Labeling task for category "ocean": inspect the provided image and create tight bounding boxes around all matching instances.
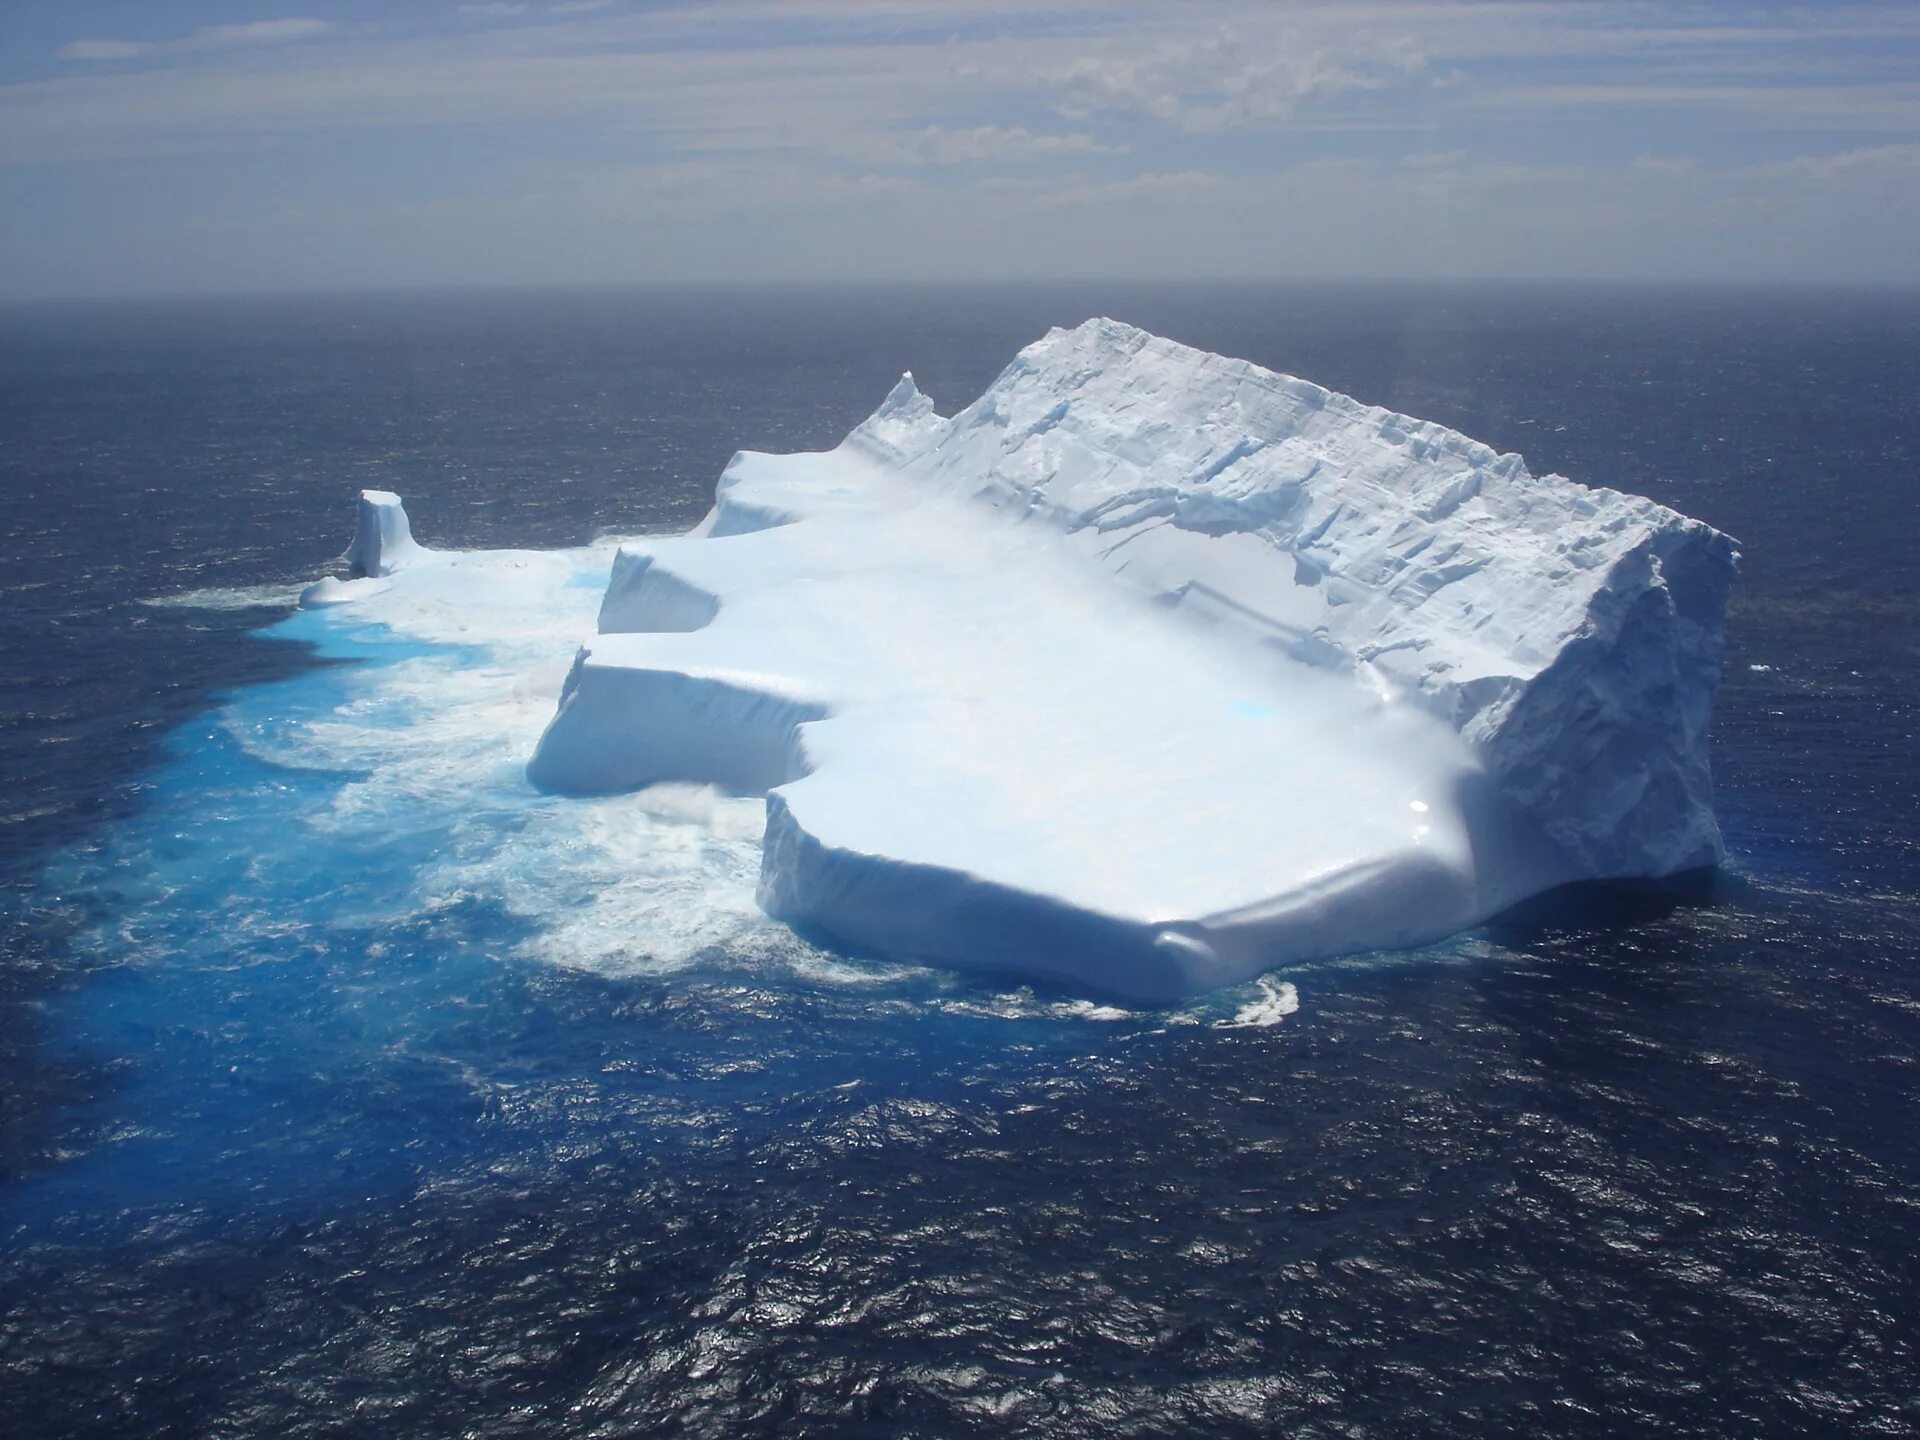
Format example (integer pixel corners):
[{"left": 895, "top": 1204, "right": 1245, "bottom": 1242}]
[{"left": 1, "top": 283, "right": 1915, "bottom": 1437}]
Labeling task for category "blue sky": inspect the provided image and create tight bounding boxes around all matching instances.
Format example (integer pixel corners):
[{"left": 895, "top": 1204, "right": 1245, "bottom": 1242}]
[{"left": 2, "top": 1, "right": 1917, "bottom": 297}]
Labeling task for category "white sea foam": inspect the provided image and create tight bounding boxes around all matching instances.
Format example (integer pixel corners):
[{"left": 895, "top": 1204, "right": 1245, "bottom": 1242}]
[
  {"left": 1212, "top": 978, "right": 1302, "bottom": 1029},
  {"left": 935, "top": 990, "right": 1140, "bottom": 1023},
  {"left": 183, "top": 542, "right": 905, "bottom": 990},
  {"left": 357, "top": 677, "right": 783, "bottom": 968},
  {"left": 143, "top": 582, "right": 308, "bottom": 611}
]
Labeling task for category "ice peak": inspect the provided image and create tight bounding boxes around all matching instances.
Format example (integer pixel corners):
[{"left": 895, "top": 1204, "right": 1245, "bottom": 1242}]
[
  {"left": 880, "top": 371, "right": 923, "bottom": 412},
  {"left": 847, "top": 370, "right": 946, "bottom": 465},
  {"left": 1037, "top": 316, "right": 1155, "bottom": 359},
  {"left": 1075, "top": 315, "right": 1152, "bottom": 345}
]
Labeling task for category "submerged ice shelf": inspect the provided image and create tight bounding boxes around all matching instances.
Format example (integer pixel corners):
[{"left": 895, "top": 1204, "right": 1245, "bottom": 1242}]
[{"left": 302, "top": 320, "right": 1736, "bottom": 999}]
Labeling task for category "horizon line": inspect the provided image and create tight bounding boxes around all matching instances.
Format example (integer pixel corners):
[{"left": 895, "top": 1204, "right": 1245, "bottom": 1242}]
[{"left": 8, "top": 274, "right": 1920, "bottom": 308}]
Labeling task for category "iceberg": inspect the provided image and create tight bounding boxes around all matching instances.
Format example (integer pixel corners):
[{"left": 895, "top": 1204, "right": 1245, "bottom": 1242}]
[
  {"left": 308, "top": 320, "right": 1737, "bottom": 999},
  {"left": 298, "top": 489, "right": 421, "bottom": 607}
]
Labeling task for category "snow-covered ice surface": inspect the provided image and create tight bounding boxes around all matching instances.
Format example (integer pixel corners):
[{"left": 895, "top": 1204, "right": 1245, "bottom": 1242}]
[{"left": 306, "top": 320, "right": 1736, "bottom": 999}]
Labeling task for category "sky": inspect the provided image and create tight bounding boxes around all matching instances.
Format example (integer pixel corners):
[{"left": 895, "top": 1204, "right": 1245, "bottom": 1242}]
[{"left": 1, "top": 0, "right": 1917, "bottom": 298}]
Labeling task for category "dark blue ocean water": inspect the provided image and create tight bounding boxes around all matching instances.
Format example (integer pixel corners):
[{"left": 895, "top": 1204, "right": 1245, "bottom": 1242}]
[{"left": 1, "top": 284, "right": 1915, "bottom": 1438}]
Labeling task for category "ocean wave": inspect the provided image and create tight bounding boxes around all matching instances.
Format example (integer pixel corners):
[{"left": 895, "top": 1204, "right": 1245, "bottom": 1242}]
[{"left": 141, "top": 582, "right": 310, "bottom": 611}]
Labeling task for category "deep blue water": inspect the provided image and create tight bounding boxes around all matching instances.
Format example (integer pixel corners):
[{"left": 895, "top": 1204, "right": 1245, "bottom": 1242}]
[{"left": 1, "top": 284, "right": 1916, "bottom": 1438}]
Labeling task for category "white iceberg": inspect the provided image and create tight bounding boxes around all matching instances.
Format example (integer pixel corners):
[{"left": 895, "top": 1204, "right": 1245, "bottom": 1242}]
[
  {"left": 309, "top": 320, "right": 1737, "bottom": 999},
  {"left": 298, "top": 489, "right": 422, "bottom": 607}
]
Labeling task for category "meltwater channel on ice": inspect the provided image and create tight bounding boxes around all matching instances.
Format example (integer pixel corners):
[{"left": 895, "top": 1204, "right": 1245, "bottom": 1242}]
[{"left": 294, "top": 319, "right": 1736, "bottom": 1001}]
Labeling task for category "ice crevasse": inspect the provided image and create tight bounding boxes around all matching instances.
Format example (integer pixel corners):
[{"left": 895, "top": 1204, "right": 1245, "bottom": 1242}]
[{"left": 305, "top": 319, "right": 1738, "bottom": 999}]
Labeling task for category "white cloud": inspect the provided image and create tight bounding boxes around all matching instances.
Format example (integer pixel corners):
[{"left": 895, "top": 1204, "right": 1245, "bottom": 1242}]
[
  {"left": 4, "top": 36, "right": 982, "bottom": 166},
  {"left": 1050, "top": 26, "right": 1427, "bottom": 132},
  {"left": 1631, "top": 155, "right": 1699, "bottom": 176},
  {"left": 527, "top": 158, "right": 929, "bottom": 226},
  {"left": 57, "top": 18, "right": 333, "bottom": 63},
  {"left": 9, "top": 1, "right": 1920, "bottom": 291},
  {"left": 1752, "top": 140, "right": 1920, "bottom": 179},
  {"left": 1031, "top": 170, "right": 1226, "bottom": 207},
  {"left": 1401, "top": 149, "right": 1468, "bottom": 169},
  {"left": 1476, "top": 81, "right": 1920, "bottom": 128},
  {"left": 193, "top": 19, "right": 333, "bottom": 48},
  {"left": 843, "top": 125, "right": 1122, "bottom": 166},
  {"left": 56, "top": 40, "right": 146, "bottom": 62}
]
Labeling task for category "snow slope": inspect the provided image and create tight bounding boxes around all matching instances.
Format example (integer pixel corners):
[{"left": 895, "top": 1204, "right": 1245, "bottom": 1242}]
[{"left": 306, "top": 320, "right": 1736, "bottom": 999}]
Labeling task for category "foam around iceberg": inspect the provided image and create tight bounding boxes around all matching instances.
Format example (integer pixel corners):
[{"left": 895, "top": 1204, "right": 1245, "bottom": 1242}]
[{"left": 314, "top": 320, "right": 1737, "bottom": 998}]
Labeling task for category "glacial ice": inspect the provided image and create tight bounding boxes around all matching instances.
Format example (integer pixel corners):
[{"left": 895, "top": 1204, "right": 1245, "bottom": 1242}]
[
  {"left": 305, "top": 320, "right": 1737, "bottom": 999},
  {"left": 299, "top": 489, "right": 421, "bottom": 607}
]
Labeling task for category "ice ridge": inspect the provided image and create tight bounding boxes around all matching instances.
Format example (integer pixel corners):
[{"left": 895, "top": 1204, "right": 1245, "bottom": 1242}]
[{"left": 871, "top": 319, "right": 1739, "bottom": 878}]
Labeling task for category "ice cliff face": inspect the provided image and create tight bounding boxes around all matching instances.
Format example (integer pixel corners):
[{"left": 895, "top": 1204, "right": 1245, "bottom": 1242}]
[
  {"left": 840, "top": 319, "right": 1737, "bottom": 878},
  {"left": 343, "top": 489, "right": 421, "bottom": 579}
]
